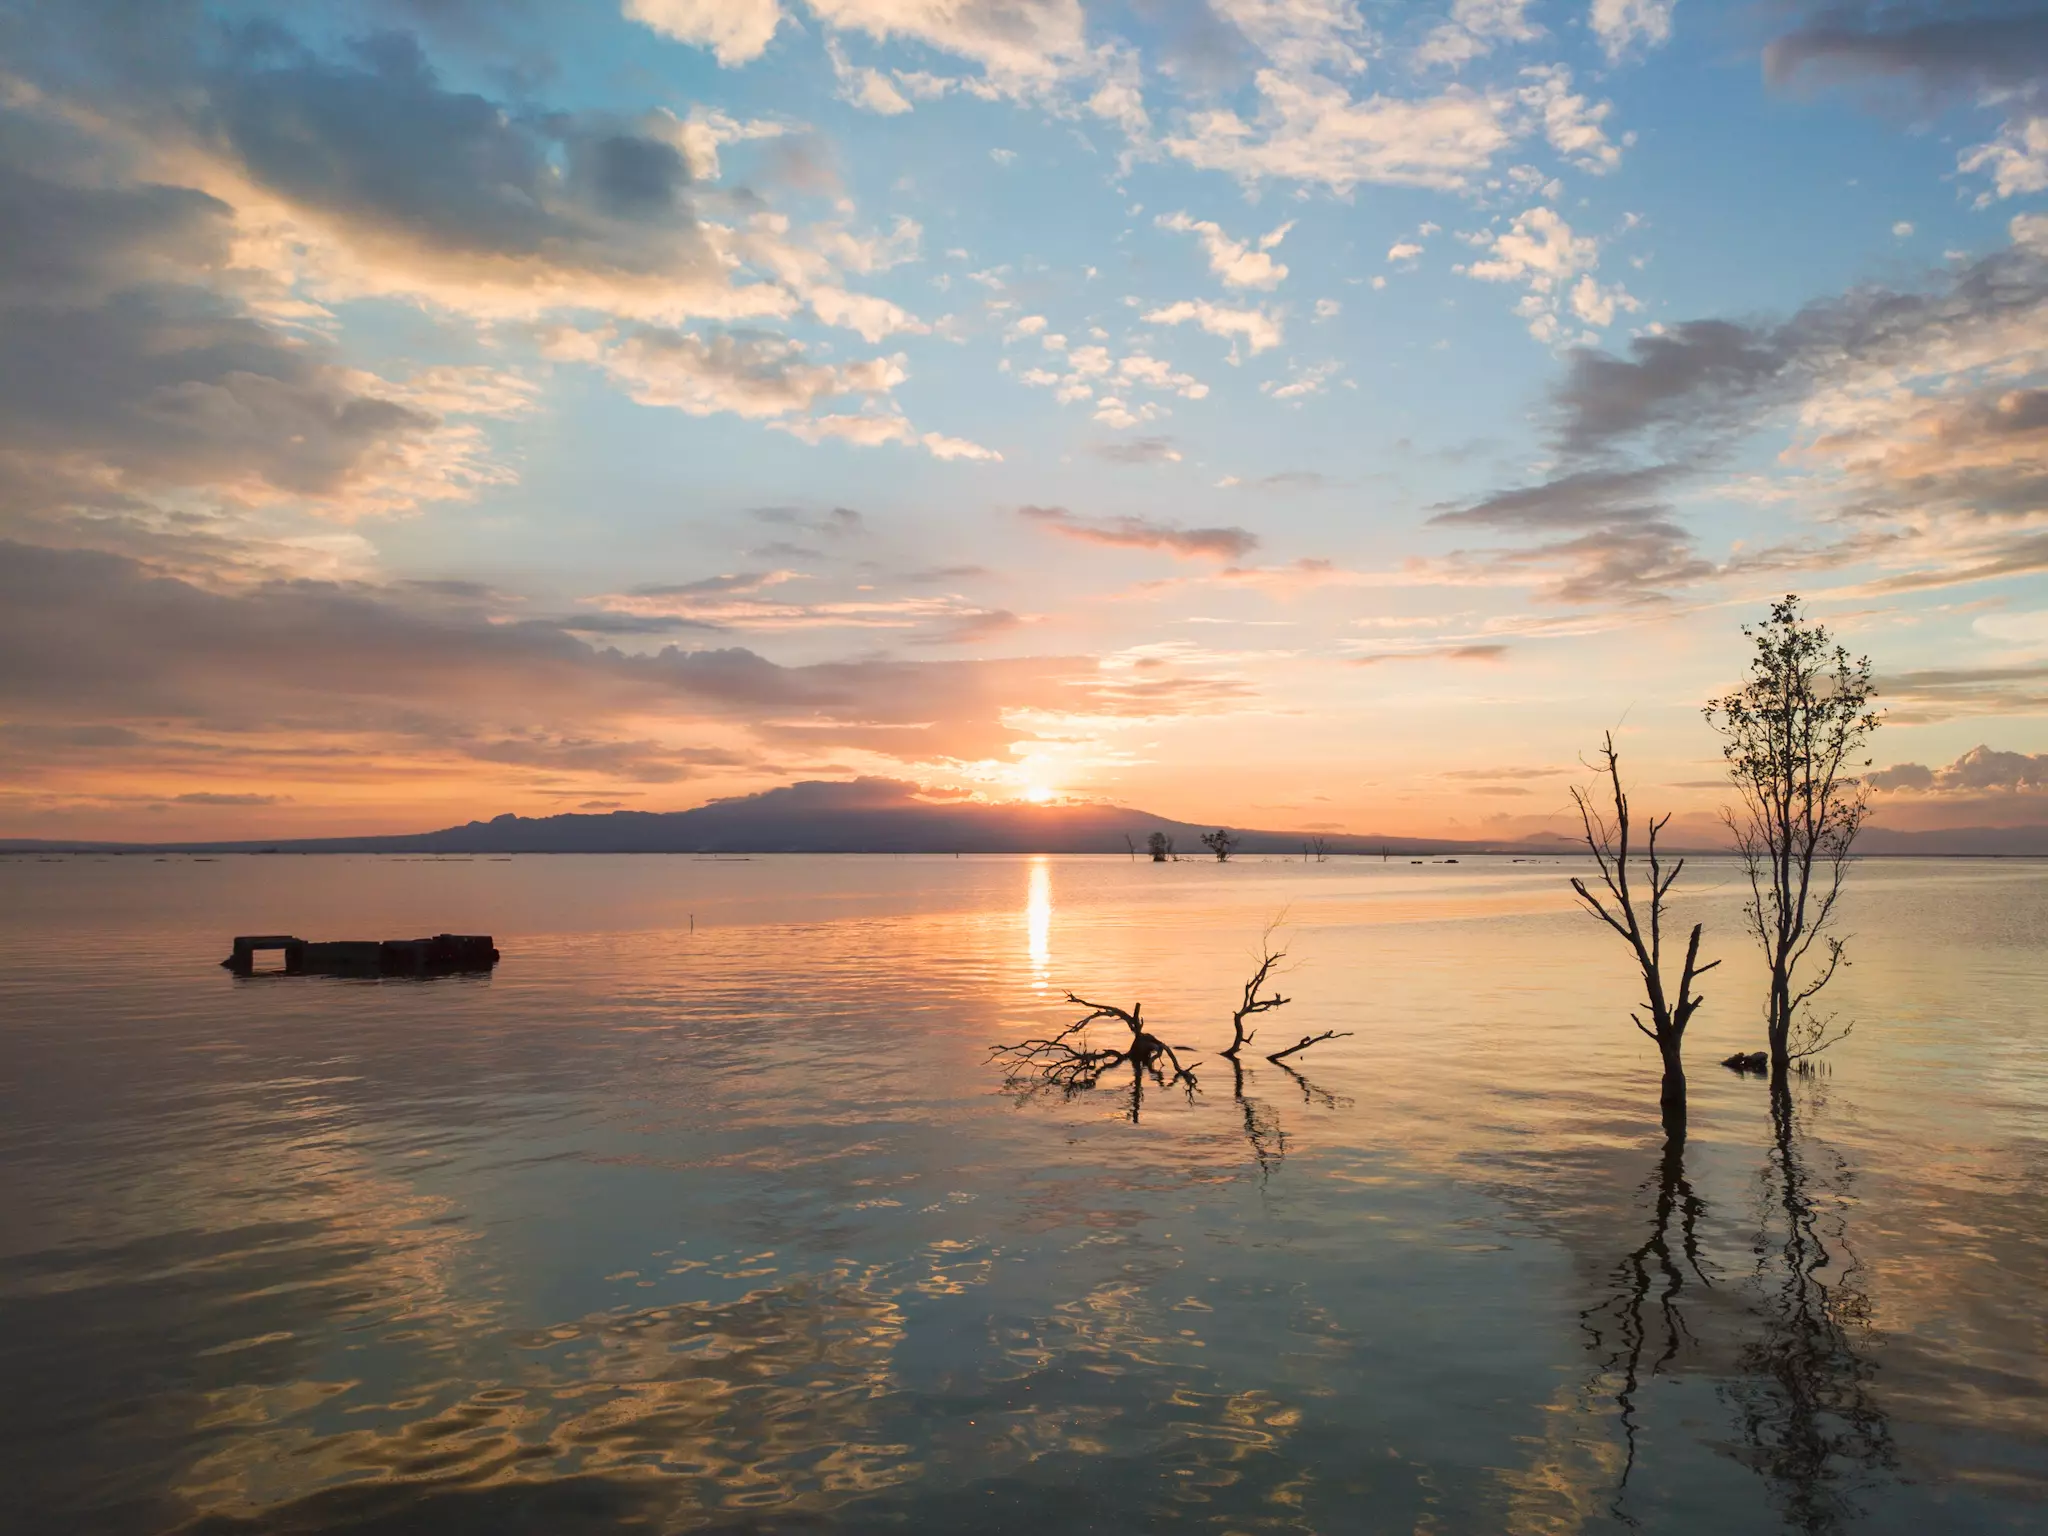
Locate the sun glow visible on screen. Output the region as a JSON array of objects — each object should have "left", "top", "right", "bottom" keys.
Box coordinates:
[{"left": 1023, "top": 784, "right": 1054, "bottom": 804}]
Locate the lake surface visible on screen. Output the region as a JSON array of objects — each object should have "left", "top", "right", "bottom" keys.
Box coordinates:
[{"left": 2, "top": 853, "right": 2044, "bottom": 1534}]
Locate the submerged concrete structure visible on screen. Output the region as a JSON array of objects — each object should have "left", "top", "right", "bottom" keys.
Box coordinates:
[{"left": 223, "top": 934, "right": 498, "bottom": 976}]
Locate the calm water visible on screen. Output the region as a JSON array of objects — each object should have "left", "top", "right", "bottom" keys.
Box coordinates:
[{"left": 2, "top": 853, "right": 2044, "bottom": 1534}]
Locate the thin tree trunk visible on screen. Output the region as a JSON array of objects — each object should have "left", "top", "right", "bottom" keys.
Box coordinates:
[
  {"left": 1658, "top": 1036, "right": 1688, "bottom": 1139},
  {"left": 1768, "top": 967, "right": 1793, "bottom": 1081}
]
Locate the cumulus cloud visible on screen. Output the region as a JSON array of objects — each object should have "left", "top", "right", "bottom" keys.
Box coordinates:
[
  {"left": 1520, "top": 65, "right": 1623, "bottom": 173},
  {"left": 1871, "top": 745, "right": 2048, "bottom": 793},
  {"left": 828, "top": 40, "right": 916, "bottom": 113},
  {"left": 1164, "top": 73, "right": 1518, "bottom": 193},
  {"left": 627, "top": 0, "right": 786, "bottom": 64},
  {"left": 558, "top": 326, "right": 906, "bottom": 418},
  {"left": 546, "top": 324, "right": 991, "bottom": 458},
  {"left": 1418, "top": 0, "right": 1541, "bottom": 68},
  {"left": 1462, "top": 205, "right": 1631, "bottom": 341},
  {"left": 1590, "top": 0, "right": 1677, "bottom": 64},
  {"left": 1156, "top": 212, "right": 1293, "bottom": 289},
  {"left": 1961, "top": 116, "right": 2048, "bottom": 204},
  {"left": 1143, "top": 298, "right": 1284, "bottom": 356},
  {"left": 1021, "top": 505, "right": 1256, "bottom": 559}
]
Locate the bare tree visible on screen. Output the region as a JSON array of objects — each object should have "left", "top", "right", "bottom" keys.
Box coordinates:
[
  {"left": 1310, "top": 836, "right": 1331, "bottom": 863},
  {"left": 1706, "top": 596, "right": 1879, "bottom": 1081},
  {"left": 1146, "top": 830, "right": 1174, "bottom": 862},
  {"left": 1201, "top": 828, "right": 1240, "bottom": 862},
  {"left": 989, "top": 993, "right": 1197, "bottom": 1118},
  {"left": 1571, "top": 732, "right": 1719, "bottom": 1136},
  {"left": 1122, "top": 832, "right": 1137, "bottom": 861},
  {"left": 1223, "top": 935, "right": 1292, "bottom": 1059},
  {"left": 1222, "top": 927, "right": 1350, "bottom": 1064}
]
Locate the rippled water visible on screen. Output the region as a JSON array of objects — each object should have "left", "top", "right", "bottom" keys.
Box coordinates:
[{"left": 2, "top": 853, "right": 2043, "bottom": 1534}]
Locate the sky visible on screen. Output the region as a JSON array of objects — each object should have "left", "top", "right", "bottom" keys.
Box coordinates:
[{"left": 4, "top": 0, "right": 2048, "bottom": 842}]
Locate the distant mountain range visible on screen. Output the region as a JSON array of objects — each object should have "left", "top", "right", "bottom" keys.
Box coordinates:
[
  {"left": 7, "top": 777, "right": 1529, "bottom": 856},
  {"left": 4, "top": 776, "right": 2045, "bottom": 857}
]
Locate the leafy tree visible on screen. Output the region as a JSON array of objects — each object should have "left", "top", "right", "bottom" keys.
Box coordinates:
[
  {"left": 1146, "top": 830, "right": 1174, "bottom": 862},
  {"left": 1200, "top": 828, "right": 1239, "bottom": 862},
  {"left": 1706, "top": 596, "right": 1879, "bottom": 1080}
]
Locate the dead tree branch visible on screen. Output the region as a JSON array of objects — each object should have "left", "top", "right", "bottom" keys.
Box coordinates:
[
  {"left": 1265, "top": 1029, "right": 1353, "bottom": 1063},
  {"left": 1223, "top": 934, "right": 1293, "bottom": 1059}
]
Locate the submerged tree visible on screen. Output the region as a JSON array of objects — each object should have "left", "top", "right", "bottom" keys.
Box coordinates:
[
  {"left": 1570, "top": 732, "right": 1719, "bottom": 1136},
  {"left": 1201, "top": 828, "right": 1240, "bottom": 862},
  {"left": 1706, "top": 597, "right": 1879, "bottom": 1081},
  {"left": 1221, "top": 930, "right": 1350, "bottom": 1064},
  {"left": 1147, "top": 830, "right": 1174, "bottom": 862},
  {"left": 991, "top": 934, "right": 1347, "bottom": 1118},
  {"left": 988, "top": 993, "right": 1198, "bottom": 1121},
  {"left": 1222, "top": 937, "right": 1291, "bottom": 1060}
]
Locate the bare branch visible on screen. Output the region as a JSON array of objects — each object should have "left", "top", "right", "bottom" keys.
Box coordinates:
[{"left": 1265, "top": 1029, "right": 1353, "bottom": 1063}]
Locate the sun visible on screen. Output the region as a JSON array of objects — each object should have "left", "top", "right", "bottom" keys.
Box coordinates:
[{"left": 1023, "top": 784, "right": 1054, "bottom": 804}]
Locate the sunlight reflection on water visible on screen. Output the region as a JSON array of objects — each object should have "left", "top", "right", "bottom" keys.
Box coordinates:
[
  {"left": 0, "top": 853, "right": 2043, "bottom": 1534},
  {"left": 1026, "top": 855, "right": 1052, "bottom": 984}
]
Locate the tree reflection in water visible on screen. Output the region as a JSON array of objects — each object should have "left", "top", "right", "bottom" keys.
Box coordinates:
[
  {"left": 1579, "top": 1123, "right": 1711, "bottom": 1523},
  {"left": 1724, "top": 1080, "right": 1896, "bottom": 1534},
  {"left": 1579, "top": 1079, "right": 1897, "bottom": 1529}
]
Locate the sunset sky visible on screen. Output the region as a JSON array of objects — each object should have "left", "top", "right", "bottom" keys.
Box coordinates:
[{"left": 4, "top": 0, "right": 2048, "bottom": 841}]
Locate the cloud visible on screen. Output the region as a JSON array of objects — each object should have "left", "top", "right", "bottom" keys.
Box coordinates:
[
  {"left": 1550, "top": 320, "right": 1791, "bottom": 455},
  {"left": 629, "top": 0, "right": 1096, "bottom": 92},
  {"left": 1763, "top": 5, "right": 2048, "bottom": 104},
  {"left": 1461, "top": 205, "right": 1623, "bottom": 341},
  {"left": 807, "top": 286, "right": 930, "bottom": 342},
  {"left": 1520, "top": 65, "right": 1623, "bottom": 174},
  {"left": 5, "top": 9, "right": 945, "bottom": 369},
  {"left": 0, "top": 541, "right": 1105, "bottom": 775},
  {"left": 1872, "top": 664, "right": 2048, "bottom": 723},
  {"left": 1089, "top": 436, "right": 1186, "bottom": 466},
  {"left": 1431, "top": 466, "right": 1682, "bottom": 531},
  {"left": 1441, "top": 764, "right": 1567, "bottom": 780},
  {"left": 1143, "top": 299, "right": 1284, "bottom": 355},
  {"left": 627, "top": 0, "right": 785, "bottom": 64},
  {"left": 1568, "top": 274, "right": 1643, "bottom": 328},
  {"left": 1417, "top": 0, "right": 1541, "bottom": 68},
  {"left": 1764, "top": 3, "right": 2048, "bottom": 207},
  {"left": 1590, "top": 0, "right": 1677, "bottom": 64},
  {"left": 0, "top": 133, "right": 517, "bottom": 533},
  {"left": 1156, "top": 212, "right": 1293, "bottom": 290},
  {"left": 1020, "top": 505, "right": 1257, "bottom": 560},
  {"left": 911, "top": 608, "right": 1024, "bottom": 645},
  {"left": 1871, "top": 745, "right": 2048, "bottom": 793},
  {"left": 1164, "top": 73, "right": 1518, "bottom": 193},
  {"left": 1425, "top": 467, "right": 1712, "bottom": 603},
  {"left": 560, "top": 325, "right": 907, "bottom": 418},
  {"left": 1350, "top": 643, "right": 1510, "bottom": 664},
  {"left": 1262, "top": 361, "right": 1342, "bottom": 400},
  {"left": 172, "top": 791, "right": 287, "bottom": 806},
  {"left": 1961, "top": 116, "right": 2048, "bottom": 205},
  {"left": 754, "top": 505, "right": 868, "bottom": 536}
]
